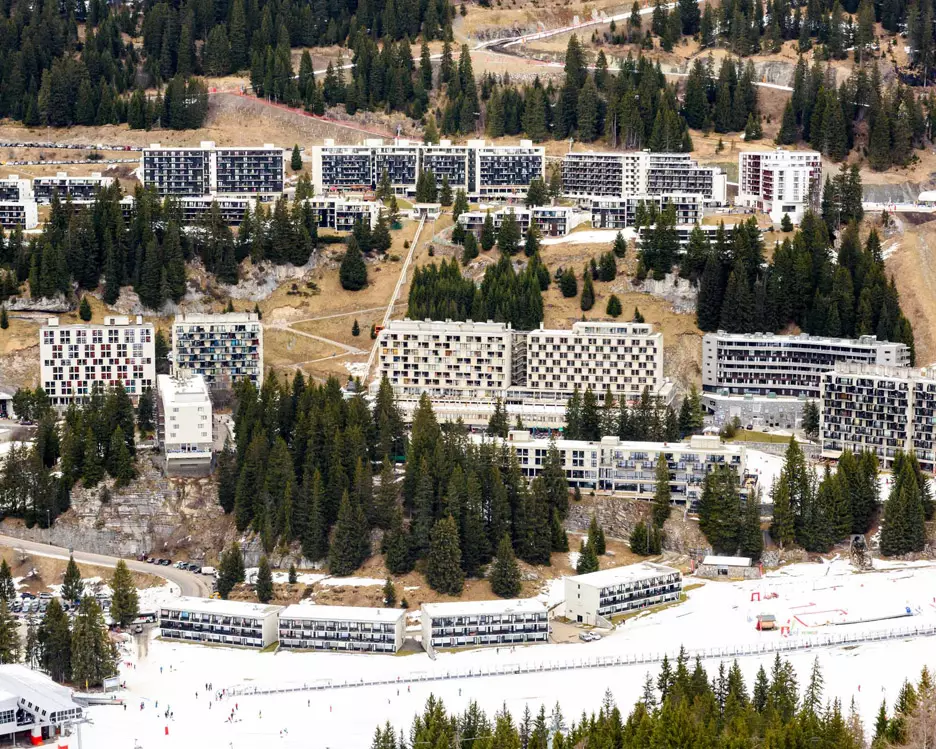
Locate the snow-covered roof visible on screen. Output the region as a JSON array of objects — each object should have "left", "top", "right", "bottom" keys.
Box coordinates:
[
  {"left": 279, "top": 603, "right": 405, "bottom": 624},
  {"left": 919, "top": 191, "right": 936, "bottom": 202},
  {"left": 160, "top": 596, "right": 282, "bottom": 618},
  {"left": 421, "top": 598, "right": 547, "bottom": 618},
  {"left": 703, "top": 556, "right": 752, "bottom": 567},
  {"left": 567, "top": 562, "right": 680, "bottom": 589},
  {"left": 0, "top": 664, "right": 83, "bottom": 719}
]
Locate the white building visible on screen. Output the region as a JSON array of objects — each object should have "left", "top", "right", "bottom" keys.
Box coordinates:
[
  {"left": 737, "top": 149, "right": 821, "bottom": 224},
  {"left": 820, "top": 363, "right": 936, "bottom": 472},
  {"left": 172, "top": 312, "right": 263, "bottom": 390},
  {"left": 420, "top": 599, "right": 548, "bottom": 656},
  {"left": 157, "top": 373, "right": 213, "bottom": 475},
  {"left": 178, "top": 195, "right": 255, "bottom": 225},
  {"left": 40, "top": 316, "right": 155, "bottom": 406},
  {"left": 0, "top": 200, "right": 37, "bottom": 229},
  {"left": 591, "top": 193, "right": 704, "bottom": 229},
  {"left": 562, "top": 151, "right": 727, "bottom": 206},
  {"left": 564, "top": 562, "right": 682, "bottom": 625},
  {"left": 33, "top": 172, "right": 113, "bottom": 203},
  {"left": 0, "top": 175, "right": 32, "bottom": 202},
  {"left": 0, "top": 664, "right": 84, "bottom": 746},
  {"left": 306, "top": 196, "right": 380, "bottom": 231},
  {"left": 159, "top": 596, "right": 282, "bottom": 648},
  {"left": 457, "top": 205, "right": 587, "bottom": 239},
  {"left": 278, "top": 604, "right": 406, "bottom": 653},
  {"left": 142, "top": 142, "right": 285, "bottom": 197},
  {"left": 311, "top": 139, "right": 545, "bottom": 199},
  {"left": 475, "top": 430, "right": 753, "bottom": 507}
]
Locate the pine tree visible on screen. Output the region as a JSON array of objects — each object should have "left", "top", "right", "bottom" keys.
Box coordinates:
[
  {"left": 38, "top": 598, "right": 71, "bottom": 681},
  {"left": 697, "top": 466, "right": 742, "bottom": 554},
  {"left": 0, "top": 560, "right": 14, "bottom": 603},
  {"left": 109, "top": 560, "right": 138, "bottom": 627},
  {"left": 62, "top": 555, "right": 83, "bottom": 602},
  {"left": 652, "top": 453, "right": 672, "bottom": 527},
  {"left": 576, "top": 538, "right": 599, "bottom": 574},
  {"left": 739, "top": 491, "right": 764, "bottom": 560},
  {"left": 288, "top": 564, "right": 297, "bottom": 584},
  {"left": 71, "top": 596, "right": 116, "bottom": 687},
  {"left": 490, "top": 533, "right": 522, "bottom": 598},
  {"left": 216, "top": 441, "right": 238, "bottom": 513},
  {"left": 383, "top": 577, "right": 397, "bottom": 607},
  {"left": 217, "top": 542, "right": 245, "bottom": 599},
  {"left": 802, "top": 401, "right": 820, "bottom": 441},
  {"left": 384, "top": 506, "right": 412, "bottom": 574},
  {"left": 480, "top": 212, "right": 496, "bottom": 252},
  {"left": 78, "top": 296, "right": 92, "bottom": 321},
  {"left": 329, "top": 490, "right": 368, "bottom": 575},
  {"left": 427, "top": 515, "right": 464, "bottom": 595},
  {"left": 340, "top": 237, "right": 368, "bottom": 291},
  {"left": 352, "top": 319, "right": 360, "bottom": 336},
  {"left": 559, "top": 268, "right": 578, "bottom": 297},
  {"left": 587, "top": 514, "right": 606, "bottom": 555},
  {"left": 255, "top": 555, "right": 274, "bottom": 603},
  {"left": 580, "top": 271, "right": 595, "bottom": 311},
  {"left": 606, "top": 294, "right": 622, "bottom": 317},
  {"left": 291, "top": 144, "right": 303, "bottom": 171},
  {"left": 0, "top": 600, "right": 19, "bottom": 665}
]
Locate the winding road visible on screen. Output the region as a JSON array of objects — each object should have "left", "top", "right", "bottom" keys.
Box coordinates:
[{"left": 0, "top": 533, "right": 210, "bottom": 598}]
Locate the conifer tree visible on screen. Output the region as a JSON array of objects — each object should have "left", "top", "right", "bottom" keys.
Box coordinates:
[
  {"left": 606, "top": 294, "right": 622, "bottom": 318},
  {"left": 587, "top": 514, "right": 606, "bottom": 555},
  {"left": 652, "top": 454, "right": 672, "bottom": 527},
  {"left": 427, "top": 515, "right": 464, "bottom": 595},
  {"left": 559, "top": 268, "right": 578, "bottom": 298},
  {"left": 580, "top": 271, "right": 595, "bottom": 311},
  {"left": 291, "top": 144, "right": 302, "bottom": 171},
  {"left": 339, "top": 237, "right": 368, "bottom": 291},
  {"left": 383, "top": 506, "right": 412, "bottom": 574},
  {"left": 38, "top": 599, "right": 71, "bottom": 682},
  {"left": 109, "top": 560, "right": 138, "bottom": 627},
  {"left": 0, "top": 560, "right": 14, "bottom": 603},
  {"left": 217, "top": 542, "right": 245, "bottom": 599},
  {"left": 329, "top": 490, "right": 369, "bottom": 575},
  {"left": 740, "top": 491, "right": 764, "bottom": 561},
  {"left": 576, "top": 538, "right": 599, "bottom": 574},
  {"left": 480, "top": 212, "right": 496, "bottom": 252},
  {"left": 490, "top": 533, "right": 521, "bottom": 598},
  {"left": 383, "top": 577, "right": 396, "bottom": 607},
  {"left": 78, "top": 296, "right": 92, "bottom": 321},
  {"left": 71, "top": 596, "right": 116, "bottom": 687},
  {"left": 697, "top": 466, "right": 742, "bottom": 554},
  {"left": 255, "top": 555, "right": 274, "bottom": 603},
  {"left": 62, "top": 555, "right": 83, "bottom": 602}
]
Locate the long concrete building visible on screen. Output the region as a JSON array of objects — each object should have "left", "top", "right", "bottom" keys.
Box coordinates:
[
  {"left": 591, "top": 193, "right": 704, "bottom": 229},
  {"left": 33, "top": 172, "right": 113, "bottom": 203},
  {"left": 142, "top": 142, "right": 285, "bottom": 197},
  {"left": 159, "top": 597, "right": 283, "bottom": 648},
  {"left": 457, "top": 205, "right": 586, "bottom": 238},
  {"left": 564, "top": 562, "right": 682, "bottom": 625},
  {"left": 278, "top": 604, "right": 406, "bottom": 653},
  {"left": 421, "top": 599, "right": 549, "bottom": 655}
]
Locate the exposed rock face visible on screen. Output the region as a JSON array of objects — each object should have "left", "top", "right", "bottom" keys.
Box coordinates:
[
  {"left": 5, "top": 295, "right": 71, "bottom": 312},
  {"left": 616, "top": 273, "right": 698, "bottom": 314}
]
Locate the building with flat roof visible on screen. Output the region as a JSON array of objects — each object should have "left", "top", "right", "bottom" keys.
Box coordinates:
[
  {"left": 820, "top": 363, "right": 936, "bottom": 471},
  {"left": 0, "top": 175, "right": 31, "bottom": 202},
  {"left": 142, "top": 142, "right": 285, "bottom": 197},
  {"left": 159, "top": 596, "right": 282, "bottom": 648},
  {"left": 278, "top": 604, "right": 406, "bottom": 653},
  {"left": 564, "top": 562, "right": 682, "bottom": 625},
  {"left": 172, "top": 312, "right": 263, "bottom": 390},
  {"left": 591, "top": 194, "right": 704, "bottom": 229},
  {"left": 157, "top": 373, "right": 213, "bottom": 476},
  {"left": 33, "top": 172, "right": 113, "bottom": 203},
  {"left": 40, "top": 315, "right": 155, "bottom": 406},
  {"left": 420, "top": 598, "right": 548, "bottom": 655},
  {"left": 306, "top": 197, "right": 380, "bottom": 231},
  {"left": 696, "top": 555, "right": 760, "bottom": 579},
  {"left": 0, "top": 664, "right": 84, "bottom": 746},
  {"left": 737, "top": 149, "right": 821, "bottom": 224},
  {"left": 474, "top": 431, "right": 753, "bottom": 508},
  {"left": 457, "top": 205, "right": 586, "bottom": 239},
  {"left": 0, "top": 200, "right": 37, "bottom": 229},
  {"left": 177, "top": 195, "right": 255, "bottom": 225}
]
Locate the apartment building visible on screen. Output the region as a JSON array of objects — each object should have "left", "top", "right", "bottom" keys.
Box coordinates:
[
  {"left": 737, "top": 149, "right": 821, "bottom": 224},
  {"left": 702, "top": 331, "right": 910, "bottom": 428},
  {"left": 172, "top": 312, "right": 263, "bottom": 390},
  {"left": 473, "top": 430, "right": 752, "bottom": 507},
  {"left": 178, "top": 195, "right": 255, "bottom": 226},
  {"left": 142, "top": 142, "right": 284, "bottom": 197},
  {"left": 0, "top": 200, "right": 38, "bottom": 229},
  {"left": 591, "top": 193, "right": 704, "bottom": 229},
  {"left": 420, "top": 599, "right": 549, "bottom": 656},
  {"left": 637, "top": 222, "right": 733, "bottom": 249},
  {"left": 0, "top": 175, "right": 31, "bottom": 202},
  {"left": 156, "top": 372, "right": 213, "bottom": 476},
  {"left": 564, "top": 562, "right": 682, "bottom": 625},
  {"left": 311, "top": 139, "right": 545, "bottom": 199},
  {"left": 820, "top": 363, "right": 936, "bottom": 471},
  {"left": 278, "top": 604, "right": 406, "bottom": 653},
  {"left": 457, "top": 205, "right": 586, "bottom": 239},
  {"left": 306, "top": 196, "right": 380, "bottom": 231},
  {"left": 40, "top": 316, "right": 155, "bottom": 406},
  {"left": 526, "top": 321, "right": 664, "bottom": 400},
  {"left": 562, "top": 151, "right": 727, "bottom": 205},
  {"left": 159, "top": 597, "right": 282, "bottom": 648},
  {"left": 33, "top": 172, "right": 113, "bottom": 203}
]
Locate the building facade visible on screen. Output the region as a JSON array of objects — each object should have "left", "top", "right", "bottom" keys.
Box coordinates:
[
  {"left": 591, "top": 194, "right": 704, "bottom": 229},
  {"left": 0, "top": 175, "right": 32, "bottom": 202},
  {"left": 278, "top": 604, "right": 406, "bottom": 653},
  {"left": 474, "top": 431, "right": 752, "bottom": 507},
  {"left": 820, "top": 363, "right": 936, "bottom": 471},
  {"left": 562, "top": 151, "right": 727, "bottom": 206},
  {"left": 420, "top": 599, "right": 548, "bottom": 655},
  {"left": 0, "top": 665, "right": 84, "bottom": 746},
  {"left": 457, "top": 205, "right": 586, "bottom": 239},
  {"left": 0, "top": 200, "right": 37, "bottom": 229},
  {"left": 142, "top": 142, "right": 284, "bottom": 197},
  {"left": 737, "top": 149, "right": 821, "bottom": 224},
  {"left": 156, "top": 373, "right": 213, "bottom": 476},
  {"left": 306, "top": 197, "right": 380, "bottom": 231},
  {"left": 159, "top": 597, "right": 282, "bottom": 648},
  {"left": 564, "top": 562, "right": 682, "bottom": 625},
  {"left": 178, "top": 195, "right": 255, "bottom": 225},
  {"left": 172, "top": 312, "right": 263, "bottom": 390},
  {"left": 33, "top": 172, "right": 113, "bottom": 203},
  {"left": 40, "top": 316, "right": 155, "bottom": 406}
]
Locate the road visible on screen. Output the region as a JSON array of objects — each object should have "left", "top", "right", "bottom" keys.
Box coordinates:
[{"left": 0, "top": 534, "right": 209, "bottom": 597}]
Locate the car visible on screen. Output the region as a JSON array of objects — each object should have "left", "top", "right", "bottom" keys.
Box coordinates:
[
  {"left": 145, "top": 557, "right": 155, "bottom": 564},
  {"left": 746, "top": 424, "right": 754, "bottom": 430},
  {"left": 137, "top": 554, "right": 147, "bottom": 562},
  {"left": 578, "top": 632, "right": 591, "bottom": 642},
  {"left": 158, "top": 559, "right": 171, "bottom": 566},
  {"left": 590, "top": 633, "right": 602, "bottom": 641},
  {"left": 20, "top": 592, "right": 35, "bottom": 600},
  {"left": 187, "top": 563, "right": 201, "bottom": 572}
]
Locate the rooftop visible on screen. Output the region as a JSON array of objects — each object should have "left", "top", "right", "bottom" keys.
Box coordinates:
[
  {"left": 157, "top": 373, "right": 210, "bottom": 402},
  {"left": 479, "top": 431, "right": 741, "bottom": 456},
  {"left": 0, "top": 664, "right": 83, "bottom": 718},
  {"left": 279, "top": 603, "right": 406, "bottom": 623},
  {"left": 707, "top": 331, "right": 905, "bottom": 348},
  {"left": 174, "top": 312, "right": 260, "bottom": 324},
  {"left": 162, "top": 596, "right": 282, "bottom": 618},
  {"left": 566, "top": 562, "right": 680, "bottom": 588},
  {"left": 421, "top": 598, "right": 547, "bottom": 618},
  {"left": 43, "top": 315, "right": 148, "bottom": 329},
  {"left": 702, "top": 555, "right": 752, "bottom": 567}
]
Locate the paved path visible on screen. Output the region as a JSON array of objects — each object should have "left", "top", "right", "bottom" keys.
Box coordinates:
[{"left": 0, "top": 534, "right": 210, "bottom": 597}]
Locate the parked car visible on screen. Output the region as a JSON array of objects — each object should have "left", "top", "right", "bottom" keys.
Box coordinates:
[
  {"left": 187, "top": 563, "right": 201, "bottom": 572},
  {"left": 20, "top": 592, "right": 35, "bottom": 600},
  {"left": 158, "top": 559, "right": 171, "bottom": 566},
  {"left": 145, "top": 557, "right": 155, "bottom": 564}
]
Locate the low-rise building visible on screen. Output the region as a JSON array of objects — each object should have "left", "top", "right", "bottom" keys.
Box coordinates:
[
  {"left": 159, "top": 596, "right": 282, "bottom": 648},
  {"left": 278, "top": 604, "right": 406, "bottom": 653},
  {"left": 420, "top": 599, "right": 549, "bottom": 656},
  {"left": 457, "top": 205, "right": 586, "bottom": 239},
  {"left": 695, "top": 555, "right": 760, "bottom": 580},
  {"left": 172, "top": 312, "right": 263, "bottom": 390},
  {"left": 306, "top": 197, "right": 380, "bottom": 231},
  {"left": 0, "top": 664, "right": 84, "bottom": 746},
  {"left": 591, "top": 194, "right": 704, "bottom": 229},
  {"left": 564, "top": 562, "right": 682, "bottom": 625},
  {"left": 33, "top": 172, "right": 113, "bottom": 203},
  {"left": 156, "top": 372, "right": 213, "bottom": 476},
  {"left": 0, "top": 200, "right": 38, "bottom": 229},
  {"left": 737, "top": 149, "right": 821, "bottom": 224},
  {"left": 0, "top": 175, "right": 32, "bottom": 202},
  {"left": 178, "top": 195, "right": 255, "bottom": 225}
]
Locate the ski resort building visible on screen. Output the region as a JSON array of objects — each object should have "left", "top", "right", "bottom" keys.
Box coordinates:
[
  {"left": 311, "top": 139, "right": 545, "bottom": 199},
  {"left": 564, "top": 562, "right": 682, "bottom": 625},
  {"left": 306, "top": 196, "right": 380, "bottom": 231},
  {"left": 159, "top": 597, "right": 283, "bottom": 648},
  {"left": 0, "top": 665, "right": 84, "bottom": 746},
  {"left": 177, "top": 195, "right": 255, "bottom": 225},
  {"left": 472, "top": 431, "right": 753, "bottom": 507},
  {"left": 172, "top": 312, "right": 264, "bottom": 390},
  {"left": 591, "top": 193, "right": 705, "bottom": 229},
  {"left": 0, "top": 200, "right": 37, "bottom": 229},
  {"left": 33, "top": 172, "right": 113, "bottom": 203},
  {"left": 278, "top": 604, "right": 406, "bottom": 653},
  {"left": 457, "top": 205, "right": 586, "bottom": 238},
  {"left": 420, "top": 599, "right": 549, "bottom": 655},
  {"left": 0, "top": 175, "right": 32, "bottom": 202},
  {"left": 156, "top": 372, "right": 213, "bottom": 476},
  {"left": 142, "top": 142, "right": 285, "bottom": 197},
  {"left": 39, "top": 316, "right": 155, "bottom": 406},
  {"left": 736, "top": 149, "right": 821, "bottom": 224},
  {"left": 820, "top": 363, "right": 936, "bottom": 472},
  {"left": 561, "top": 151, "right": 727, "bottom": 206},
  {"left": 702, "top": 331, "right": 911, "bottom": 428}
]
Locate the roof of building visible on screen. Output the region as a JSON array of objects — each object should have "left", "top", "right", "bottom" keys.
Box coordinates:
[
  {"left": 0, "top": 664, "right": 83, "bottom": 718},
  {"left": 173, "top": 312, "right": 260, "bottom": 324},
  {"left": 421, "top": 598, "right": 547, "bottom": 618},
  {"left": 919, "top": 191, "right": 936, "bottom": 202},
  {"left": 162, "top": 596, "right": 282, "bottom": 618},
  {"left": 157, "top": 373, "right": 210, "bottom": 402},
  {"left": 279, "top": 603, "right": 406, "bottom": 623},
  {"left": 476, "top": 431, "right": 742, "bottom": 456},
  {"left": 43, "top": 315, "right": 149, "bottom": 329},
  {"left": 702, "top": 555, "right": 752, "bottom": 567},
  {"left": 567, "top": 562, "right": 680, "bottom": 589}
]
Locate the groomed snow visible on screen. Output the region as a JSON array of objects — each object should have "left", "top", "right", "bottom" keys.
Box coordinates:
[{"left": 84, "top": 559, "right": 936, "bottom": 748}]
